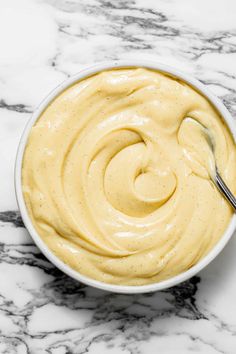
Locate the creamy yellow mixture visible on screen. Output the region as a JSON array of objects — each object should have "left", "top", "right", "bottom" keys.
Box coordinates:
[{"left": 22, "top": 68, "right": 236, "bottom": 285}]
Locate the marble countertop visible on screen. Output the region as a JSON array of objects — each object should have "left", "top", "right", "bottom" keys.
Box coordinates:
[{"left": 1, "top": 0, "right": 236, "bottom": 353}]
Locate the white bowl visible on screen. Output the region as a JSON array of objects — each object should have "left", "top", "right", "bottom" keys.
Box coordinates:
[{"left": 15, "top": 60, "right": 236, "bottom": 294}]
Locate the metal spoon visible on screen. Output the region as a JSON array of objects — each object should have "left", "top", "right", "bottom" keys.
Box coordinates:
[{"left": 185, "top": 117, "right": 236, "bottom": 211}]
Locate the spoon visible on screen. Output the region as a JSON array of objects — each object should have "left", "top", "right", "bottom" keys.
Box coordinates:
[{"left": 185, "top": 117, "right": 236, "bottom": 211}]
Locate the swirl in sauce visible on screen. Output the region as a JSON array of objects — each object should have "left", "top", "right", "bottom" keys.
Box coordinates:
[{"left": 22, "top": 68, "right": 236, "bottom": 285}]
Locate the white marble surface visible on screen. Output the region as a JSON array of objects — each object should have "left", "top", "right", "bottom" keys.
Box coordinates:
[{"left": 0, "top": 0, "right": 236, "bottom": 352}]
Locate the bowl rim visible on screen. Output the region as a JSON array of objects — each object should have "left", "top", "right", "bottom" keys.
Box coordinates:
[{"left": 15, "top": 59, "right": 236, "bottom": 294}]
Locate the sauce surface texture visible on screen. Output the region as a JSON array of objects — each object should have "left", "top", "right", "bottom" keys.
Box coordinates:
[{"left": 22, "top": 68, "right": 236, "bottom": 285}]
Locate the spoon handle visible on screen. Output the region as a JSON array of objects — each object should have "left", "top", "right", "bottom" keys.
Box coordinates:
[{"left": 215, "top": 171, "right": 236, "bottom": 211}]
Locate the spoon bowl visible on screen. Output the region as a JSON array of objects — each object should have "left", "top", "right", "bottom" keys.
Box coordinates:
[{"left": 185, "top": 117, "right": 236, "bottom": 211}]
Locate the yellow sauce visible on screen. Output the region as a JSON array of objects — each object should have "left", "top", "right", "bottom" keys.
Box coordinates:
[{"left": 22, "top": 68, "right": 236, "bottom": 285}]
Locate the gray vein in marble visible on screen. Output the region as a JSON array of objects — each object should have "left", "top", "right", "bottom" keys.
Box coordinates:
[
  {"left": 0, "top": 211, "right": 24, "bottom": 228},
  {"left": 0, "top": 100, "right": 32, "bottom": 114}
]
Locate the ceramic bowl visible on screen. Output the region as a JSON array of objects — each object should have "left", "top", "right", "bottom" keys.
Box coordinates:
[{"left": 15, "top": 60, "right": 236, "bottom": 293}]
